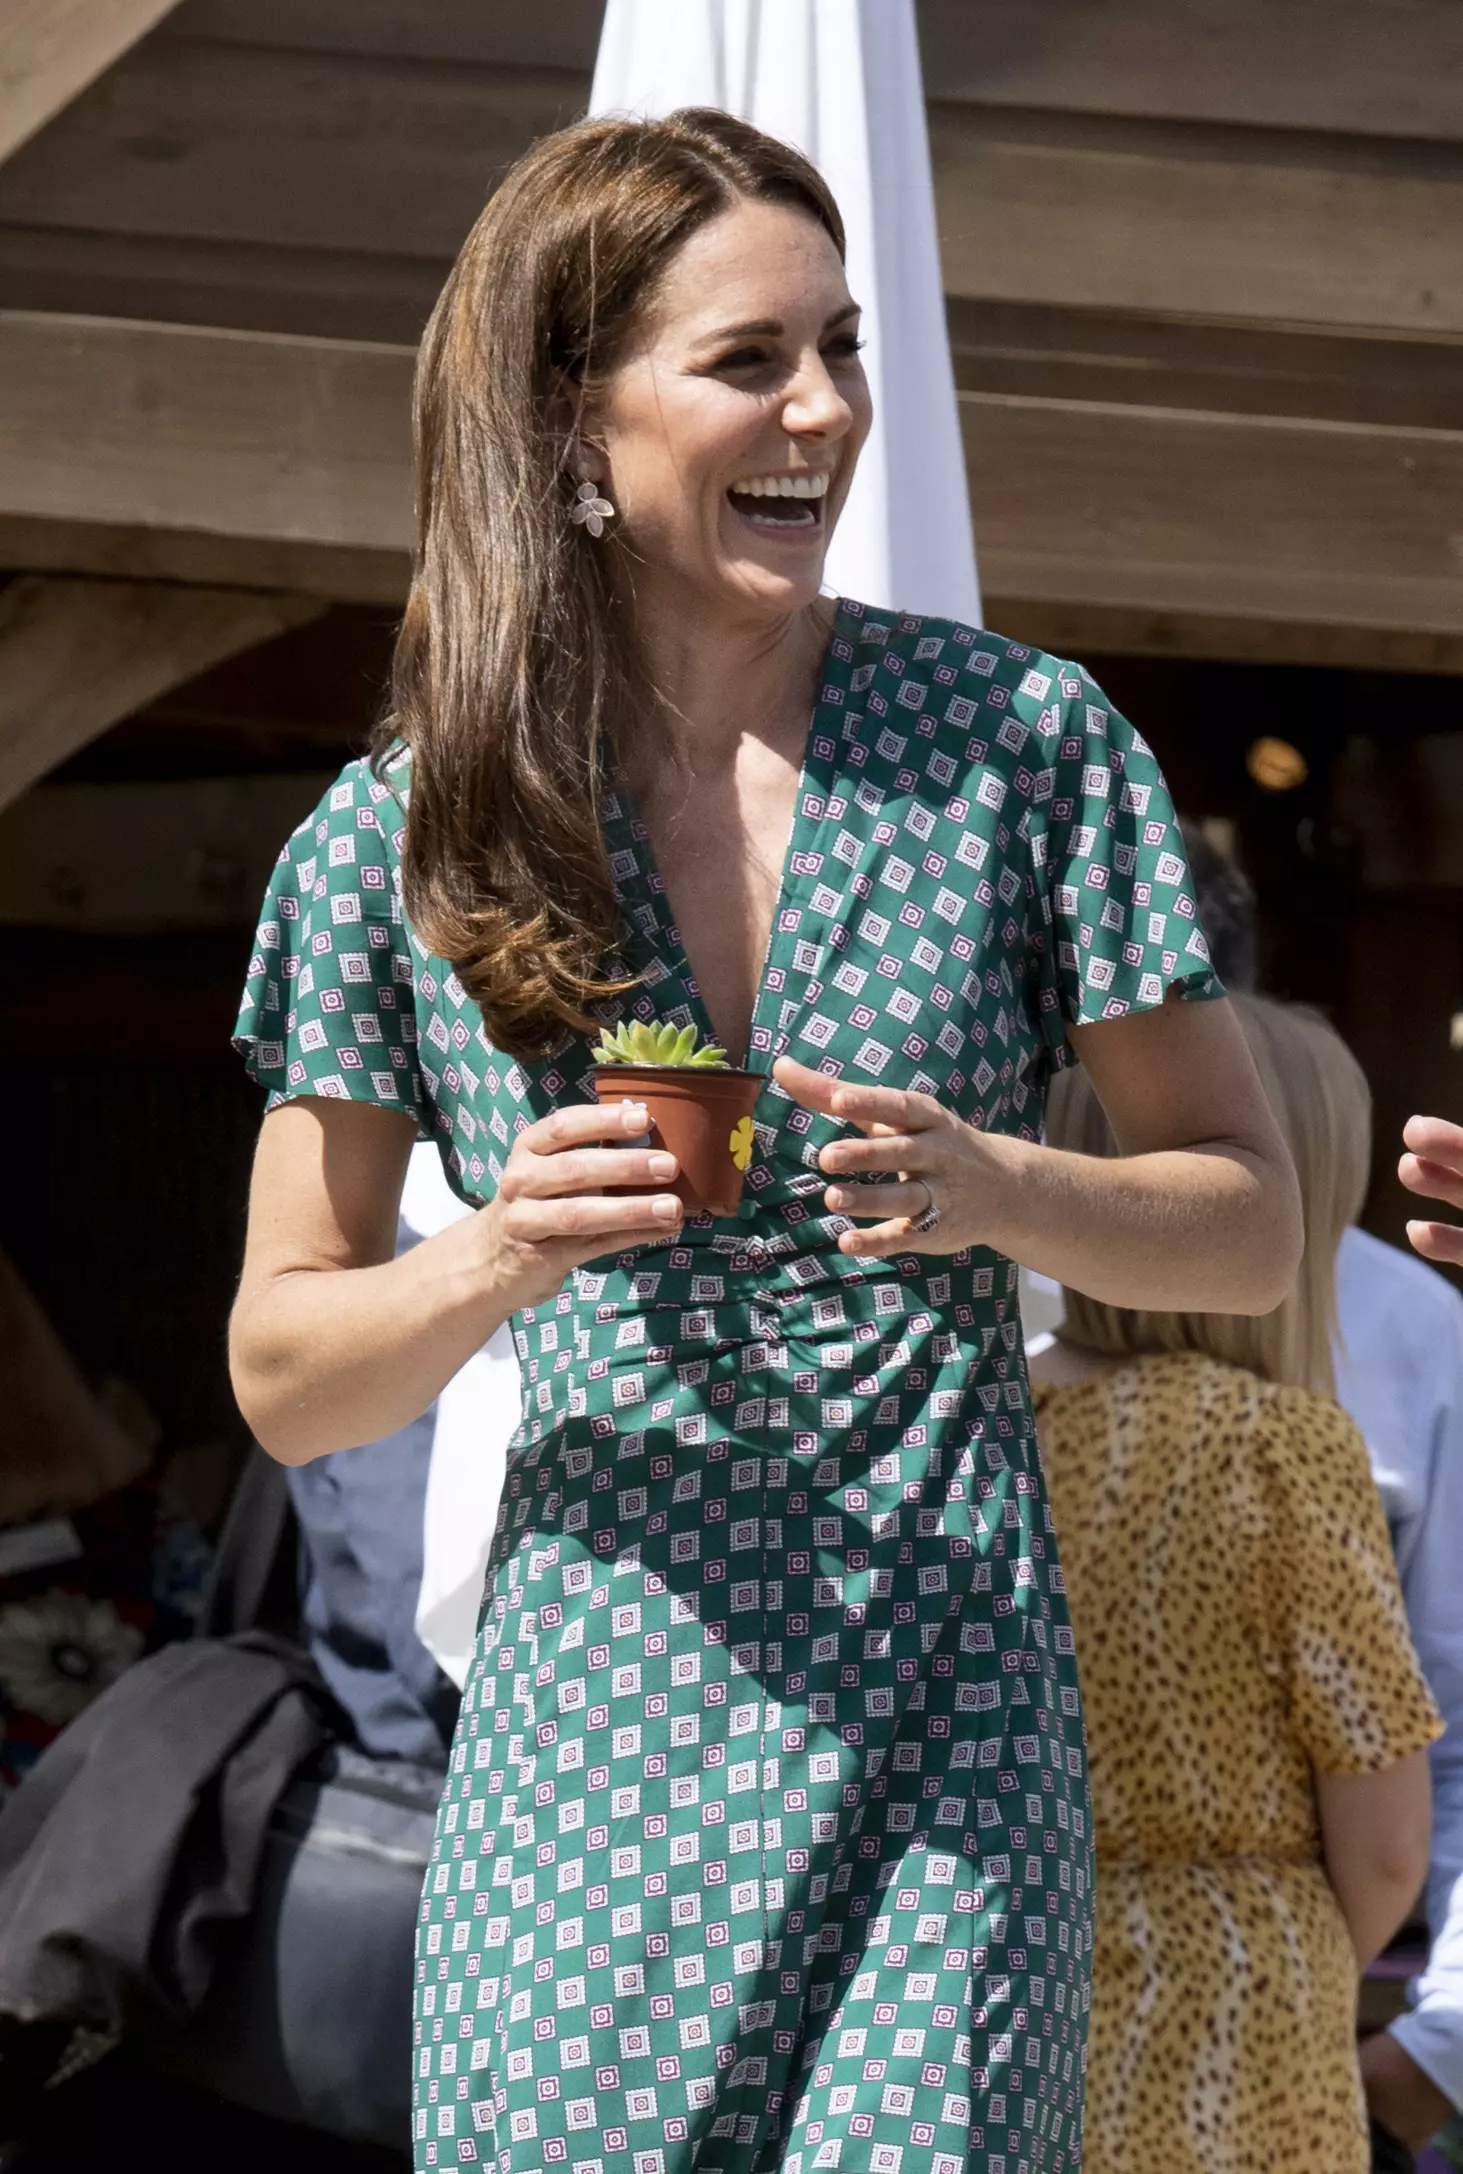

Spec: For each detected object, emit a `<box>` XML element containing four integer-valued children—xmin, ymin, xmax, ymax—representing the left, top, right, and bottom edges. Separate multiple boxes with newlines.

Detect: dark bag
<box><xmin>139</xmin><ymin>1739</ymin><xmax>439</xmax><ymax>2148</ymax></box>
<box><xmin>0</xmin><ymin>1630</ymin><xmax>334</xmax><ymax>2033</ymax></box>
<box><xmin>0</xmin><ymin>1452</ymin><xmax>441</xmax><ymax>2152</ymax></box>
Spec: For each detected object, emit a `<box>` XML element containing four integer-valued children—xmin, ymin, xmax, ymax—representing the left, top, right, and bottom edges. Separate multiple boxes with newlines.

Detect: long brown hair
<box><xmin>1047</xmin><ymin>994</ymin><xmax>1371</xmax><ymax>1397</ymax></box>
<box><xmin>377</xmin><ymin>109</ymin><xmax>844</xmax><ymax>1059</ymax></box>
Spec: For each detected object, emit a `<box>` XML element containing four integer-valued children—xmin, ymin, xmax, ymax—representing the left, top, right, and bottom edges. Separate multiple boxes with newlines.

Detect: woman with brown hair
<box><xmin>230</xmin><ymin>111</ymin><xmax>1299</xmax><ymax>2173</ymax></box>
<box><xmin>1033</xmin><ymin>995</ymin><xmax>1442</xmax><ymax>2172</ymax></box>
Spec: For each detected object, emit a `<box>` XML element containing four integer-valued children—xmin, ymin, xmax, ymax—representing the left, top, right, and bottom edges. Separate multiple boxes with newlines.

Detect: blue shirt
<box><xmin>286</xmin><ymin>1202</ymin><xmax>461</xmax><ymax>1765</ymax></box>
<box><xmin>1335</xmin><ymin>1225</ymin><xmax>1463</xmax><ymax>2109</ymax></box>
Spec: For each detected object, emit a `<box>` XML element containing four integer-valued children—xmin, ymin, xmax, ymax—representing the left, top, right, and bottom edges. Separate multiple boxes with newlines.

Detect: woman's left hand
<box><xmin>778</xmin><ymin>996</ymin><xmax>1300</xmax><ymax>1313</ymax></box>
<box><xmin>772</xmin><ymin>1054</ymin><xmax>1008</xmax><ymax>1257</ymax></box>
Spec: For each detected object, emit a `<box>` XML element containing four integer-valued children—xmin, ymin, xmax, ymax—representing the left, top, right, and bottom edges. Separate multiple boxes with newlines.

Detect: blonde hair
<box><xmin>1047</xmin><ymin>994</ymin><xmax>1371</xmax><ymax>1397</ymax></box>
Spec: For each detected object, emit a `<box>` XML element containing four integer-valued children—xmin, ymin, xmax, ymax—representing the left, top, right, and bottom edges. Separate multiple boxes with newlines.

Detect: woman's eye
<box><xmin>716</xmin><ymin>347</ymin><xmax>771</xmax><ymax>371</ymax></box>
<box><xmin>825</xmin><ymin>335</ymin><xmax>866</xmax><ymax>361</ymax></box>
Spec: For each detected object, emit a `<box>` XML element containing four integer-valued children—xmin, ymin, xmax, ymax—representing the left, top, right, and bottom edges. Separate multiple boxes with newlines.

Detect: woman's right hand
<box><xmin>476</xmin><ymin>1097</ymin><xmax>684</xmax><ymax>1312</ymax></box>
<box><xmin>232</xmin><ymin>1094</ymin><xmax>682</xmax><ymax>1465</ymax></box>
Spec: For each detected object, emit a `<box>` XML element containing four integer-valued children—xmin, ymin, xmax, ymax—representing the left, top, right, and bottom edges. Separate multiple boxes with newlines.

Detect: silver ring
<box><xmin>908</xmin><ymin>1183</ymin><xmax>942</xmax><ymax>1236</ymax></box>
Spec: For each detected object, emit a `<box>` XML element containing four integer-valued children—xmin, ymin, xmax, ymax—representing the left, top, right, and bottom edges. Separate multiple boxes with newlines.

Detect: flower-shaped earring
<box><xmin>570</xmin><ymin>478</ymin><xmax>616</xmax><ymax>540</ymax></box>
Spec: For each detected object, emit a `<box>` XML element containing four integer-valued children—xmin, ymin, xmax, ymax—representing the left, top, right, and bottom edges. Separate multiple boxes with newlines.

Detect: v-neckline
<box><xmin>607</xmin><ymin>599</ymin><xmax>855</xmax><ymax>1072</ymax></box>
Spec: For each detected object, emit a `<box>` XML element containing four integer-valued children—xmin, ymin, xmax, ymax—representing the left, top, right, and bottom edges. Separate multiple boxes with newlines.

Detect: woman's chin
<box><xmin>713</xmin><ymin>546</ymin><xmax>829</xmax><ymax>617</ymax></box>
<box><xmin>634</xmin><ymin>536</ymin><xmax>829</xmax><ymax>622</ymax></box>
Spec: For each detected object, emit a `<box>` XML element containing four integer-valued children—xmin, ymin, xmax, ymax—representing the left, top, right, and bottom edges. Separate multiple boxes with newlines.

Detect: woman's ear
<box><xmin>544</xmin><ymin>370</ymin><xmax>605</xmax><ymax>484</ymax></box>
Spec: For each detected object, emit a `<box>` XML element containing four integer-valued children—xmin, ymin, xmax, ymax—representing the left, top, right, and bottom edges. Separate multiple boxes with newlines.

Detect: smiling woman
<box><xmin>380</xmin><ymin>114</ymin><xmax>864</xmax><ymax>1065</ymax></box>
<box><xmin>228</xmin><ymin>109</ymin><xmax>1299</xmax><ymax>2174</ymax></box>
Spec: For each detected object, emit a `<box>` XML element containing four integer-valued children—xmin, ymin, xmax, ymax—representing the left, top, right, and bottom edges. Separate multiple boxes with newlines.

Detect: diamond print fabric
<box><xmin>236</xmin><ymin>604</ymin><xmax>1222</xmax><ymax>2174</ymax></box>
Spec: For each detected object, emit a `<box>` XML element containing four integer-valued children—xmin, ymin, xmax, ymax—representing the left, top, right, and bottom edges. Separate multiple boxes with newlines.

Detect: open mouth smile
<box><xmin>725</xmin><ymin>471</ymin><xmax>830</xmax><ymax>533</ymax></box>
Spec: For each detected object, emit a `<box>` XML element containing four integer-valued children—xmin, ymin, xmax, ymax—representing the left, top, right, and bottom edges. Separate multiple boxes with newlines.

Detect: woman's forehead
<box><xmin>648</xmin><ymin>200</ymin><xmax>852</xmax><ymax>340</ymax></box>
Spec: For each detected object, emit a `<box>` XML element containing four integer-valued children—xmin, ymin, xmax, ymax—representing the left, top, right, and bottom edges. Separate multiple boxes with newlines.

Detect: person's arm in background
<box><xmin>1375</xmin><ymin>1119</ymin><xmax>1463</xmax><ymax>2146</ymax></box>
<box><xmin>1350</xmin><ymin>1188</ymin><xmax>1463</xmax><ymax>2151</ymax></box>
<box><xmin>1264</xmin><ymin>1387</ymin><xmax>1443</xmax><ymax>2023</ymax></box>
<box><xmin>1316</xmin><ymin>1754</ymin><xmax>1433</xmax><ymax>1970</ymax></box>
<box><xmin>1374</xmin><ymin>1388</ymin><xmax>1463</xmax><ymax>2151</ymax></box>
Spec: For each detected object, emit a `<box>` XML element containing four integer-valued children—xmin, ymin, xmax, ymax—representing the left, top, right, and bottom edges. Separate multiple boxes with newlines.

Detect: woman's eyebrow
<box><xmin>697</xmin><ymin>302</ymin><xmax>862</xmax><ymax>347</ymax></box>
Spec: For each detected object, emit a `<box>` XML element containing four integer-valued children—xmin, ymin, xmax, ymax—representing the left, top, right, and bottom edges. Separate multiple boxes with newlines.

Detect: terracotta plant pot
<box><xmin>593</xmin><ymin>1064</ymin><xmax>767</xmax><ymax>1218</ymax></box>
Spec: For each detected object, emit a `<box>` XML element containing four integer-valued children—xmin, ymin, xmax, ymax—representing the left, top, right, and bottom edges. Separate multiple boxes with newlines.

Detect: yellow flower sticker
<box><xmin>728</xmin><ymin>1116</ymin><xmax>755</xmax><ymax>1171</ymax></box>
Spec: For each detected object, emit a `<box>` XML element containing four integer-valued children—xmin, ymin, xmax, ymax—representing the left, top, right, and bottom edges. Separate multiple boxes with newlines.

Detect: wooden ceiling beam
<box><xmin>984</xmin><ymin>601</ymin><xmax>1463</xmax><ymax>682</ymax></box>
<box><xmin>0</xmin><ymin>514</ymin><xmax>411</xmax><ymax>609</ymax></box>
<box><xmin>965</xmin><ymin>388</ymin><xmax>1463</xmax><ymax>645</ymax></box>
<box><xmin>4</xmin><ymin>28</ymin><xmax>1461</xmax><ymax>345</ymax></box>
<box><xmin>929</xmin><ymin>105</ymin><xmax>1463</xmax><ymax>339</ymax></box>
<box><xmin>172</xmin><ymin>0</ymin><xmax>605</xmax><ymax>72</ymax></box>
<box><xmin>2</xmin><ymin>310</ymin><xmax>1462</xmax><ymax>672</ymax></box>
<box><xmin>0</xmin><ymin>574</ymin><xmax>323</xmax><ymax>810</ymax></box>
<box><xmin>0</xmin><ymin>0</ymin><xmax>184</xmax><ymax>168</ymax></box>
<box><xmin>917</xmin><ymin>0</ymin><xmax>1463</xmax><ymax>144</ymax></box>
<box><xmin>0</xmin><ymin>310</ymin><xmax>415</xmax><ymax>557</ymax></box>
<box><xmin>946</xmin><ymin>302</ymin><xmax>1463</xmax><ymax>435</ymax></box>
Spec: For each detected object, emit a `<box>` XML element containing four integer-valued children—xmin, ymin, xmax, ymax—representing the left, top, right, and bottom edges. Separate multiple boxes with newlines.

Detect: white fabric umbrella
<box><xmin>590</xmin><ymin>0</ymin><xmax>981</xmax><ymax>625</ymax></box>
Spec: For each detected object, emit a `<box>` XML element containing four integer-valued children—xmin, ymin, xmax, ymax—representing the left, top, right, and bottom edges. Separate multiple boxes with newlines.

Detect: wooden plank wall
<box><xmin>0</xmin><ymin>0</ymin><xmax>187</xmax><ymax>166</ymax></box>
<box><xmin>0</xmin><ymin>0</ymin><xmax>1460</xmax><ymax>664</ymax></box>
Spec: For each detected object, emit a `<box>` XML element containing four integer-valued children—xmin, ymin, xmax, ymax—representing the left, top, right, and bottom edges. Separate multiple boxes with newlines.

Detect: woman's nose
<box><xmin>782</xmin><ymin>352</ymin><xmax>856</xmax><ymax>439</ymax></box>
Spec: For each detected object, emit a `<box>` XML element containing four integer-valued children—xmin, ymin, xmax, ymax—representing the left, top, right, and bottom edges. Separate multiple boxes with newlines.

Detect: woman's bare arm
<box><xmin>229</xmin><ymin>1095</ymin><xmax>685</xmax><ymax>1466</ymax></box>
<box><xmin>777</xmin><ymin>994</ymin><xmax>1301</xmax><ymax>1313</ymax></box>
<box><xmin>1316</xmin><ymin>1752</ymin><xmax>1433</xmax><ymax>1969</ymax></box>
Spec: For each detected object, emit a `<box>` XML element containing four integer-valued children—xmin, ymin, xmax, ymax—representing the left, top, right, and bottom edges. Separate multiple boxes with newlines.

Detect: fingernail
<box><xmin>652</xmin><ymin>1194</ymin><xmax>682</xmax><ymax>1221</ymax></box>
<box><xmin>622</xmin><ymin>1103</ymin><xmax>649</xmax><ymax>1128</ymax></box>
<box><xmin>648</xmin><ymin>1152</ymin><xmax>677</xmax><ymax>1179</ymax></box>
<box><xmin>826</xmin><ymin>1185</ymin><xmax>848</xmax><ymax>1209</ymax></box>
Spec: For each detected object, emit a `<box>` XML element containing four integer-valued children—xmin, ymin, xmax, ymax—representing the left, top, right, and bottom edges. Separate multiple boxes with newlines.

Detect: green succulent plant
<box><xmin>592</xmin><ymin>1019</ymin><xmax>729</xmax><ymax>1069</ymax></box>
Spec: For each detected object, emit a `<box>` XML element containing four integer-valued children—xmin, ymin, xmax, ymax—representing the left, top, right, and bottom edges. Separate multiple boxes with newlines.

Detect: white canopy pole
<box><xmin>590</xmin><ymin>0</ymin><xmax>981</xmax><ymax>625</ymax></box>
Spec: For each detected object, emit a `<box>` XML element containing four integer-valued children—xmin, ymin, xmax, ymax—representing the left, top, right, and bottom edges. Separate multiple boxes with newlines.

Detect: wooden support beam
<box><xmin>3</xmin><ymin>312</ymin><xmax>1463</xmax><ymax>673</ymax></box>
<box><xmin>982</xmin><ymin>600</ymin><xmax>1463</xmax><ymax>681</ymax></box>
<box><xmin>169</xmin><ymin>0</ymin><xmax>1463</xmax><ymax>143</ymax></box>
<box><xmin>962</xmin><ymin>390</ymin><xmax>1463</xmax><ymax>645</ymax></box>
<box><xmin>3</xmin><ymin>19</ymin><xmax>1460</xmax><ymax>343</ymax></box>
<box><xmin>947</xmin><ymin>302</ymin><xmax>1463</xmax><ymax>435</ymax></box>
<box><xmin>917</xmin><ymin>0</ymin><xmax>1463</xmax><ymax>144</ymax></box>
<box><xmin>0</xmin><ymin>514</ymin><xmax>411</xmax><ymax>608</ymax></box>
<box><xmin>0</xmin><ymin>41</ymin><xmax>578</xmax><ymax>260</ymax></box>
<box><xmin>172</xmin><ymin>0</ymin><xmax>605</xmax><ymax>72</ymax></box>
<box><xmin>0</xmin><ymin>0</ymin><xmax>183</xmax><ymax>168</ymax></box>
<box><xmin>929</xmin><ymin>105</ymin><xmax>1463</xmax><ymax>338</ymax></box>
<box><xmin>0</xmin><ymin>311</ymin><xmax>415</xmax><ymax>558</ymax></box>
<box><xmin>0</xmin><ymin>575</ymin><xmax>323</xmax><ymax>809</ymax></box>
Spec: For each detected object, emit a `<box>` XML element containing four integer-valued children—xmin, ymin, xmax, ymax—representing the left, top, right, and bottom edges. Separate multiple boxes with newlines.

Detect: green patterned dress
<box><xmin>236</xmin><ymin>604</ymin><xmax>1220</xmax><ymax>2174</ymax></box>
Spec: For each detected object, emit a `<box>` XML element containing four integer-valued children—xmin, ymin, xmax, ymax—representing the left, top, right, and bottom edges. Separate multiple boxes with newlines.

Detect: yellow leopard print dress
<box><xmin>1034</xmin><ymin>1352</ymin><xmax>1442</xmax><ymax>2174</ymax></box>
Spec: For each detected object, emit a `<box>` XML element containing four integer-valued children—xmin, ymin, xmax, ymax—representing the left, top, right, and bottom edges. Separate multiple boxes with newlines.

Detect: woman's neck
<box><xmin>631</xmin><ymin>590</ymin><xmax>833</xmax><ymax>775</ymax></box>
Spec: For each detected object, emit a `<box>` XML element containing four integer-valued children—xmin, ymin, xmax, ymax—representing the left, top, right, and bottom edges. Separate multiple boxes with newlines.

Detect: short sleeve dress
<box><xmin>236</xmin><ymin>605</ymin><xmax>1222</xmax><ymax>2174</ymax></box>
<box><xmin>1034</xmin><ymin>1353</ymin><xmax>1445</xmax><ymax>2174</ymax></box>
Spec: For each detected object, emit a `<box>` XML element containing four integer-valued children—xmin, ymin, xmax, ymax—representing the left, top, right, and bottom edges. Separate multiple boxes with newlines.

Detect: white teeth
<box><xmin>730</xmin><ymin>473</ymin><xmax>830</xmax><ymax>500</ymax></box>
